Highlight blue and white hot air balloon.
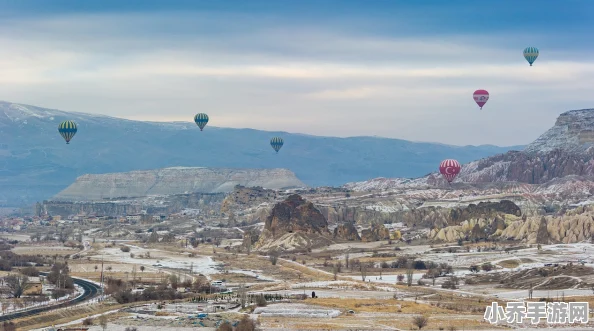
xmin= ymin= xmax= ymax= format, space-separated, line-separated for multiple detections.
xmin=523 ymin=47 xmax=539 ymax=66
xmin=194 ymin=113 xmax=209 ymax=131
xmin=270 ymin=137 xmax=284 ymax=153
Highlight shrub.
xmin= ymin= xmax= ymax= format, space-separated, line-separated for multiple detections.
xmin=256 ymin=294 xmax=267 ymax=307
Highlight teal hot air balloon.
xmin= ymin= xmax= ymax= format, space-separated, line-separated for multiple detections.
xmin=58 ymin=120 xmax=77 ymax=144
xmin=194 ymin=113 xmax=209 ymax=131
xmin=270 ymin=137 xmax=284 ymax=153
xmin=523 ymin=47 xmax=539 ymax=66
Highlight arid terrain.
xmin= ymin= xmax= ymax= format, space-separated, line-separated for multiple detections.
xmin=3 ymin=109 xmax=594 ymax=330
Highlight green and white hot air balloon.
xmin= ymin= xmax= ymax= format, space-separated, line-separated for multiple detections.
xmin=194 ymin=113 xmax=209 ymax=131
xmin=58 ymin=120 xmax=77 ymax=144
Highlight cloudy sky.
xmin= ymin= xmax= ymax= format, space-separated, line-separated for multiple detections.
xmin=0 ymin=0 xmax=593 ymax=146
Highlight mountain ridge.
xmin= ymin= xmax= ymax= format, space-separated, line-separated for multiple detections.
xmin=0 ymin=101 xmax=522 ymax=206
xmin=346 ymin=107 xmax=594 ymax=190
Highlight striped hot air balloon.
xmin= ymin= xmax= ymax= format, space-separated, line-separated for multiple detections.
xmin=270 ymin=137 xmax=284 ymax=153
xmin=523 ymin=47 xmax=539 ymax=66
xmin=58 ymin=120 xmax=77 ymax=144
xmin=439 ymin=159 xmax=461 ymax=183
xmin=473 ymin=89 xmax=489 ymax=109
xmin=194 ymin=113 xmax=209 ymax=131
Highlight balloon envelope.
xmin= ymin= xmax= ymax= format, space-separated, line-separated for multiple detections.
xmin=439 ymin=159 xmax=461 ymax=183
xmin=270 ymin=137 xmax=284 ymax=153
xmin=194 ymin=113 xmax=209 ymax=131
xmin=58 ymin=120 xmax=77 ymax=144
xmin=523 ymin=47 xmax=539 ymax=66
xmin=473 ymin=89 xmax=489 ymax=109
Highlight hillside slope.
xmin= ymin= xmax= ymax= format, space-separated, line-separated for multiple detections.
xmin=0 ymin=101 xmax=521 ymax=206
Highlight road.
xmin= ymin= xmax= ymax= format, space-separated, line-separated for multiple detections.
xmin=0 ymin=274 xmax=101 ymax=322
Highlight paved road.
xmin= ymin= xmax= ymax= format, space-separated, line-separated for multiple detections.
xmin=0 ymin=273 xmax=101 ymax=322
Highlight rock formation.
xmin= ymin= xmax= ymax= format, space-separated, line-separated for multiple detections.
xmin=255 ymin=194 xmax=333 ymax=251
xmin=429 ymin=205 xmax=594 ymax=244
xmin=54 ymin=167 xmax=306 ymax=201
xmin=333 ymin=223 xmax=361 ymax=241
xmin=263 ymin=194 xmax=330 ymax=237
xmin=400 ymin=200 xmax=522 ymax=229
xmin=360 ymin=223 xmax=391 ymax=242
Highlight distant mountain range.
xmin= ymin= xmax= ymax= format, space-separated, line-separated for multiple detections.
xmin=0 ymin=101 xmax=523 ymax=206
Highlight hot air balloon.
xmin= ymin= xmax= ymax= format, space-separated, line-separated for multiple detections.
xmin=194 ymin=113 xmax=209 ymax=131
xmin=270 ymin=137 xmax=284 ymax=153
xmin=523 ymin=47 xmax=539 ymax=66
xmin=58 ymin=120 xmax=77 ymax=144
xmin=473 ymin=90 xmax=489 ymax=109
xmin=439 ymin=159 xmax=461 ymax=183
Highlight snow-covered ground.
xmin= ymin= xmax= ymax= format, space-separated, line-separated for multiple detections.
xmin=89 ymin=245 xmax=220 ymax=275
xmin=254 ymin=303 xmax=341 ymax=318
xmin=227 ymin=269 xmax=276 ymax=281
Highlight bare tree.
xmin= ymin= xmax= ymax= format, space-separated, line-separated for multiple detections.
xmin=269 ymin=250 xmax=280 ymax=265
xmin=2 ymin=275 xmax=31 ymax=298
xmin=406 ymin=262 xmax=414 ymax=287
xmin=345 ymin=252 xmax=349 ymax=268
xmin=99 ymin=314 xmax=108 ymax=331
xmin=412 ymin=315 xmax=429 ymax=330
xmin=333 ymin=263 xmax=339 ymax=281
xmin=238 ymin=283 xmax=248 ymax=309
xmin=131 ymin=265 xmax=137 ymax=288
xmin=360 ymin=263 xmax=368 ymax=281
xmin=58 ymin=230 xmax=70 ymax=244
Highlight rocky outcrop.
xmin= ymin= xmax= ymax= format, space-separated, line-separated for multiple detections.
xmin=263 ymin=194 xmax=330 ymax=238
xmin=453 ymin=149 xmax=594 ymax=184
xmin=360 ymin=223 xmax=390 ymax=242
xmin=400 ymin=200 xmax=521 ymax=228
xmin=428 ymin=216 xmax=516 ymax=242
xmin=220 ymin=185 xmax=281 ymax=214
xmin=54 ymin=167 xmax=306 ymax=201
xmin=255 ymin=194 xmax=333 ymax=251
xmin=500 ymin=208 xmax=594 ymax=244
xmin=430 ymin=205 xmax=594 ymax=244
xmin=525 ymin=108 xmax=594 ymax=154
xmin=535 ymin=217 xmax=552 ymax=244
xmin=318 ymin=205 xmax=404 ymax=225
xmin=333 ymin=223 xmax=361 ymax=241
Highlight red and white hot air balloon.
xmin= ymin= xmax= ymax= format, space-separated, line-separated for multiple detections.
xmin=473 ymin=89 xmax=489 ymax=109
xmin=439 ymin=159 xmax=461 ymax=183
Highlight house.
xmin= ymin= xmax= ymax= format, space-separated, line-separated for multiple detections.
xmin=126 ymin=214 xmax=142 ymax=222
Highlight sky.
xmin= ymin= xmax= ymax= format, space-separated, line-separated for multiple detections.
xmin=0 ymin=0 xmax=593 ymax=146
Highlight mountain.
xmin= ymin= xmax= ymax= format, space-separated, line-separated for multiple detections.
xmin=0 ymin=101 xmax=522 ymax=206
xmin=346 ymin=108 xmax=594 ymax=189
xmin=53 ymin=167 xmax=305 ymax=201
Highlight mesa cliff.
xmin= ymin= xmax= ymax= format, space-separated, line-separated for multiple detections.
xmin=53 ymin=167 xmax=306 ymax=201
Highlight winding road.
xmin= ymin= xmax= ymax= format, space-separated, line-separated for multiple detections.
xmin=0 ymin=274 xmax=101 ymax=322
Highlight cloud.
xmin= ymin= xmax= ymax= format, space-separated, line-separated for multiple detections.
xmin=0 ymin=11 xmax=592 ymax=146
